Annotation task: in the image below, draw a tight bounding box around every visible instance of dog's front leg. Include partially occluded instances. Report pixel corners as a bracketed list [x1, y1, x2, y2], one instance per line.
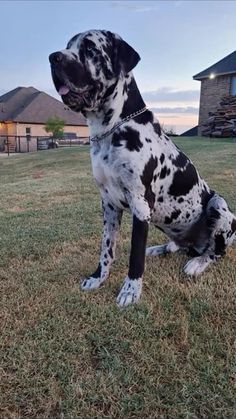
[117, 214, 149, 307]
[81, 199, 122, 291]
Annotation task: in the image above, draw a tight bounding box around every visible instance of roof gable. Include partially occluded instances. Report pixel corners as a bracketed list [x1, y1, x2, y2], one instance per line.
[193, 50, 236, 80]
[0, 86, 87, 126]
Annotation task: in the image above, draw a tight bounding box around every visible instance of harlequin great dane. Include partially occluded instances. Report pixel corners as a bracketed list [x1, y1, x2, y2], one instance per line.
[49, 30, 236, 307]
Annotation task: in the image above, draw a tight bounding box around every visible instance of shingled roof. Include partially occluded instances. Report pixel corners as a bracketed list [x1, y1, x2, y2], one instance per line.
[193, 50, 236, 80]
[0, 86, 87, 126]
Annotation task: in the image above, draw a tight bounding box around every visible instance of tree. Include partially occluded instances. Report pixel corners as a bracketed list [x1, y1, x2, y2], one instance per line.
[45, 116, 65, 138]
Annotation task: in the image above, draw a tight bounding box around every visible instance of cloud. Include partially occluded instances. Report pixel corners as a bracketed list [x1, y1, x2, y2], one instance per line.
[142, 87, 200, 102]
[157, 115, 180, 119]
[111, 1, 158, 13]
[150, 106, 199, 114]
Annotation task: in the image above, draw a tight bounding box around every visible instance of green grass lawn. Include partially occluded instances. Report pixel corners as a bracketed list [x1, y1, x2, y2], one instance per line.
[0, 137, 235, 418]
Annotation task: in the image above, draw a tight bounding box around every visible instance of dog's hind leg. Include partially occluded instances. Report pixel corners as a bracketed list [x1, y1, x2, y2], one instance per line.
[183, 194, 236, 277]
[81, 199, 123, 290]
[146, 241, 179, 256]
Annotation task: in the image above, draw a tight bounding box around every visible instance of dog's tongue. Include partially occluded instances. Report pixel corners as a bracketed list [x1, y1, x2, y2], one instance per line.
[59, 86, 70, 96]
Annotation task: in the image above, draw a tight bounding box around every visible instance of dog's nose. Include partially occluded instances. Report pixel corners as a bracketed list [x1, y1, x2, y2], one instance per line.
[49, 52, 63, 64]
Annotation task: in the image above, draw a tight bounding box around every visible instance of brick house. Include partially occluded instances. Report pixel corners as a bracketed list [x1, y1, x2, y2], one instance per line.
[0, 86, 88, 152]
[193, 50, 236, 135]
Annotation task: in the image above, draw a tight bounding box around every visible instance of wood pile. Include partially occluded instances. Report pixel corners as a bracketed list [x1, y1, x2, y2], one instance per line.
[202, 95, 236, 137]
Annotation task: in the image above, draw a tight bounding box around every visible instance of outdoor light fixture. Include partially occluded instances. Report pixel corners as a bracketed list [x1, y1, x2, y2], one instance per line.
[209, 73, 215, 79]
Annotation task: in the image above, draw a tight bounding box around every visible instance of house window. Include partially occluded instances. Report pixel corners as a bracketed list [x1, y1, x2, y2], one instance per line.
[231, 76, 236, 95]
[26, 127, 31, 134]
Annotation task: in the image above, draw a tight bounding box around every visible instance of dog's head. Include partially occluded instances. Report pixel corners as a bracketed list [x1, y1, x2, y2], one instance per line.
[49, 30, 140, 112]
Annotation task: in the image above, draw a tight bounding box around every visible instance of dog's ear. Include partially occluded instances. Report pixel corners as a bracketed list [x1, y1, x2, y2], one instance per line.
[113, 37, 140, 76]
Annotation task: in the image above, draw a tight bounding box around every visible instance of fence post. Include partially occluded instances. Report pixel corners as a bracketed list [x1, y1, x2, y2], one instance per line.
[7, 137, 9, 156]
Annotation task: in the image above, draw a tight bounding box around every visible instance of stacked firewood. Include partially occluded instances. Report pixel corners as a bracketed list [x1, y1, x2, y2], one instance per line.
[202, 95, 236, 137]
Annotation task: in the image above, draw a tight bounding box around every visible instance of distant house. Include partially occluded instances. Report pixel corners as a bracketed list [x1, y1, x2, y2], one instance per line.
[193, 51, 236, 135]
[0, 86, 88, 152]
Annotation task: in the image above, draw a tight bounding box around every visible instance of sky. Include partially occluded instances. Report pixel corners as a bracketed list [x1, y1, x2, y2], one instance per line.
[1, 0, 236, 134]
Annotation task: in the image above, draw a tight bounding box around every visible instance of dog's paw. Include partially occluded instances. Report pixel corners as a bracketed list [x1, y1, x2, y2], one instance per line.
[80, 276, 105, 290]
[146, 244, 168, 256]
[183, 256, 212, 276]
[116, 277, 142, 307]
[146, 241, 179, 256]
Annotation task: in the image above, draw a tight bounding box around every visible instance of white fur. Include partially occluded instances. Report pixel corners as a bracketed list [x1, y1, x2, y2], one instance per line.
[116, 277, 142, 307]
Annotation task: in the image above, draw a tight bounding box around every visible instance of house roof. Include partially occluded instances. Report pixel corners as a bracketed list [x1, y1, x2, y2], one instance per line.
[180, 126, 198, 136]
[0, 86, 87, 126]
[193, 50, 236, 80]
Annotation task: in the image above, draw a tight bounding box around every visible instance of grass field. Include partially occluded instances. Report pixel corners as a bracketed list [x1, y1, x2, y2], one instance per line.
[0, 137, 236, 418]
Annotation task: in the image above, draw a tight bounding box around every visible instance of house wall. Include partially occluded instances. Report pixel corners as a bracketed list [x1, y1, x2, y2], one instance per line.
[0, 122, 7, 151]
[198, 75, 231, 135]
[16, 123, 88, 138]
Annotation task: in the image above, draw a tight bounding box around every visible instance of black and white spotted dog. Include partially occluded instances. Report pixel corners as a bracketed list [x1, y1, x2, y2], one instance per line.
[49, 30, 236, 307]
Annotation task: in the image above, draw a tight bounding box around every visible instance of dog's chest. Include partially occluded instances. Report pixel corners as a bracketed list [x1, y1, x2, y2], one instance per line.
[91, 146, 125, 206]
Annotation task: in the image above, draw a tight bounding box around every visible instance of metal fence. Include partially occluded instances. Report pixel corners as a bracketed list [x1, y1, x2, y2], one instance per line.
[0, 135, 89, 156]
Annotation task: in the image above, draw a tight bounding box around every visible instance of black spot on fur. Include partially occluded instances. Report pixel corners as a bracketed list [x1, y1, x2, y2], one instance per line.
[108, 203, 114, 211]
[171, 152, 188, 169]
[103, 108, 114, 125]
[120, 200, 129, 208]
[160, 166, 170, 179]
[128, 215, 148, 279]
[123, 127, 143, 152]
[158, 197, 163, 203]
[214, 234, 226, 256]
[120, 78, 145, 119]
[145, 138, 152, 143]
[169, 163, 199, 197]
[160, 153, 165, 164]
[103, 155, 108, 160]
[206, 206, 221, 230]
[201, 189, 215, 208]
[140, 156, 158, 187]
[106, 239, 110, 247]
[108, 247, 113, 259]
[112, 132, 122, 147]
[187, 247, 201, 257]
[91, 263, 102, 278]
[103, 81, 118, 99]
[232, 218, 236, 232]
[140, 156, 158, 209]
[178, 197, 184, 203]
[134, 109, 153, 125]
[154, 122, 161, 136]
[164, 209, 181, 225]
[123, 83, 128, 95]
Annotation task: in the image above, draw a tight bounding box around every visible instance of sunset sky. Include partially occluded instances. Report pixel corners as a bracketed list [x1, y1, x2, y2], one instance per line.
[1, 0, 236, 134]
